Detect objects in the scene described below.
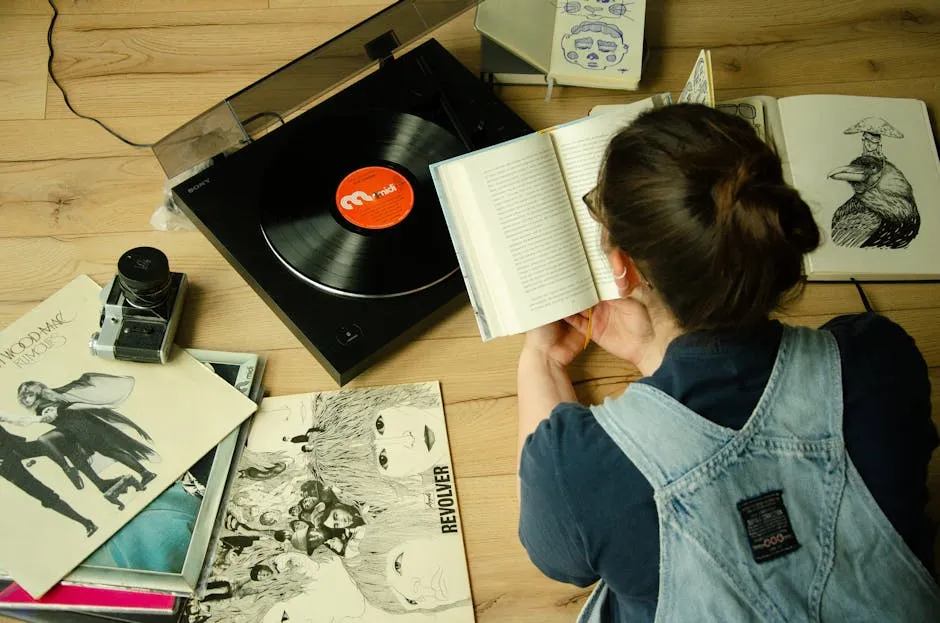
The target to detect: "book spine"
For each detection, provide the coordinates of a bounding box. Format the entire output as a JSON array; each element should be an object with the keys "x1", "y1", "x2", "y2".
[{"x1": 429, "y1": 165, "x2": 494, "y2": 341}]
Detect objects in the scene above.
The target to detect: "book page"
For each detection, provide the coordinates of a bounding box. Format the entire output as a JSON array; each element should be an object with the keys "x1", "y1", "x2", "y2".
[
  {"x1": 434, "y1": 134, "x2": 598, "y2": 338},
  {"x1": 549, "y1": 98, "x2": 658, "y2": 300},
  {"x1": 779, "y1": 95, "x2": 940, "y2": 279},
  {"x1": 547, "y1": 0, "x2": 647, "y2": 87},
  {"x1": 716, "y1": 97, "x2": 767, "y2": 142},
  {"x1": 677, "y1": 49, "x2": 715, "y2": 106},
  {"x1": 717, "y1": 96, "x2": 791, "y2": 180},
  {"x1": 475, "y1": 0, "x2": 555, "y2": 72}
]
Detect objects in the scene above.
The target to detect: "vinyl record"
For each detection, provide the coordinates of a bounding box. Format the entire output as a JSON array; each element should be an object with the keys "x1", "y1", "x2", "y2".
[{"x1": 260, "y1": 111, "x2": 465, "y2": 298}]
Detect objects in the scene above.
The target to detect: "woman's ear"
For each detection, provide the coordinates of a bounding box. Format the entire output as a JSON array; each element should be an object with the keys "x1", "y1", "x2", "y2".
[
  {"x1": 609, "y1": 249, "x2": 652, "y2": 298},
  {"x1": 607, "y1": 248, "x2": 629, "y2": 280}
]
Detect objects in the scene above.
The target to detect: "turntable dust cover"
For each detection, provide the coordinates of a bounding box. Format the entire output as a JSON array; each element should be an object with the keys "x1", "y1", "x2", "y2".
[
  {"x1": 0, "y1": 275, "x2": 258, "y2": 598},
  {"x1": 180, "y1": 381, "x2": 474, "y2": 622}
]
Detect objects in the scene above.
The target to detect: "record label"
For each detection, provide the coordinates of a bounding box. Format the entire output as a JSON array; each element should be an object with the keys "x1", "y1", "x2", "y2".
[{"x1": 335, "y1": 166, "x2": 414, "y2": 230}]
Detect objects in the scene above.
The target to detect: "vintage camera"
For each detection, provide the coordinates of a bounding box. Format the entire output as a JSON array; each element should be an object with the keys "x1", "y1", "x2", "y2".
[{"x1": 89, "y1": 247, "x2": 188, "y2": 364}]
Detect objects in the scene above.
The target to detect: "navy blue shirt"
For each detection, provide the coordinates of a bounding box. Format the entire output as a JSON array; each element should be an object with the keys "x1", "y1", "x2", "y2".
[{"x1": 518, "y1": 314, "x2": 937, "y2": 621}]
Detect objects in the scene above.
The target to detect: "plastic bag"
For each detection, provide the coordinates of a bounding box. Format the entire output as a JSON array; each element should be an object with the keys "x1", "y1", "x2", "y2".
[{"x1": 150, "y1": 160, "x2": 215, "y2": 231}]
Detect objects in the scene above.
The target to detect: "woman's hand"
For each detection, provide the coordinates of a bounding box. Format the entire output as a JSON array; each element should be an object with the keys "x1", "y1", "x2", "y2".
[
  {"x1": 522, "y1": 320, "x2": 587, "y2": 368},
  {"x1": 517, "y1": 321, "x2": 581, "y2": 467},
  {"x1": 565, "y1": 298, "x2": 658, "y2": 374}
]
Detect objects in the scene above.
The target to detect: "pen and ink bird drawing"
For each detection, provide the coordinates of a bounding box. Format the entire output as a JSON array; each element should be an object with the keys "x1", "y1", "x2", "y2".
[{"x1": 828, "y1": 117, "x2": 920, "y2": 249}]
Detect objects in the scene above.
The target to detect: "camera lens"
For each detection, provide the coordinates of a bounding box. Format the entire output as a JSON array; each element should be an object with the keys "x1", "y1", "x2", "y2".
[{"x1": 117, "y1": 247, "x2": 172, "y2": 308}]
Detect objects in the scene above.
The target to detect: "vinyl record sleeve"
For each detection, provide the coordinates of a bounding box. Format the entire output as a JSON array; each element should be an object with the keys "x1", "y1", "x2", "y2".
[
  {"x1": 0, "y1": 276, "x2": 258, "y2": 597},
  {"x1": 57, "y1": 350, "x2": 263, "y2": 596},
  {"x1": 0, "y1": 582, "x2": 176, "y2": 614},
  {"x1": 177, "y1": 381, "x2": 474, "y2": 623}
]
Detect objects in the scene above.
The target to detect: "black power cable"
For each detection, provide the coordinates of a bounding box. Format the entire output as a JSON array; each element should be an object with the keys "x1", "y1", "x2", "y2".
[
  {"x1": 46, "y1": 0, "x2": 154, "y2": 148},
  {"x1": 45, "y1": 0, "x2": 287, "y2": 149}
]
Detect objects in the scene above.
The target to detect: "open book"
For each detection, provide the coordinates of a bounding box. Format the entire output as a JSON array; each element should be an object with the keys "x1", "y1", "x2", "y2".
[
  {"x1": 474, "y1": 0, "x2": 646, "y2": 90},
  {"x1": 430, "y1": 95, "x2": 670, "y2": 340},
  {"x1": 715, "y1": 94, "x2": 940, "y2": 280}
]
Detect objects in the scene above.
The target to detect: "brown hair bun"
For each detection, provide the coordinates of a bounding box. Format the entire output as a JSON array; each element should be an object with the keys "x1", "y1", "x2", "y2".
[{"x1": 595, "y1": 104, "x2": 820, "y2": 330}]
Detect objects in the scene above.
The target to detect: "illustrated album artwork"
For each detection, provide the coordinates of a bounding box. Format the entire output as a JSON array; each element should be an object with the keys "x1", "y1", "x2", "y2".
[
  {"x1": 177, "y1": 381, "x2": 474, "y2": 623},
  {"x1": 60, "y1": 349, "x2": 265, "y2": 596},
  {"x1": 0, "y1": 276, "x2": 258, "y2": 598}
]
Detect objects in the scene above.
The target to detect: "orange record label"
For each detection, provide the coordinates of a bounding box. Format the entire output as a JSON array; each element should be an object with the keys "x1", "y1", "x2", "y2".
[{"x1": 335, "y1": 166, "x2": 414, "y2": 229}]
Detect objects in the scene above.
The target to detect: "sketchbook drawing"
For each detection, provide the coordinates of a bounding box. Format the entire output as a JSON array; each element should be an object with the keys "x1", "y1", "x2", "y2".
[
  {"x1": 0, "y1": 276, "x2": 258, "y2": 598},
  {"x1": 678, "y1": 49, "x2": 714, "y2": 106},
  {"x1": 716, "y1": 99, "x2": 766, "y2": 142},
  {"x1": 828, "y1": 117, "x2": 921, "y2": 249},
  {"x1": 561, "y1": 0, "x2": 634, "y2": 20},
  {"x1": 559, "y1": 20, "x2": 628, "y2": 70},
  {"x1": 180, "y1": 382, "x2": 473, "y2": 623}
]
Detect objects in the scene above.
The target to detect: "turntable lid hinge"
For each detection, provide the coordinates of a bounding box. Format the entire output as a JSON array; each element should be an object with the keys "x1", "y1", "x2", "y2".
[{"x1": 365, "y1": 30, "x2": 400, "y2": 68}]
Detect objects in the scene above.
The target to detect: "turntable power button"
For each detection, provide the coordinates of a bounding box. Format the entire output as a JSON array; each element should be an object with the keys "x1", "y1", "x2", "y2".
[{"x1": 336, "y1": 324, "x2": 363, "y2": 346}]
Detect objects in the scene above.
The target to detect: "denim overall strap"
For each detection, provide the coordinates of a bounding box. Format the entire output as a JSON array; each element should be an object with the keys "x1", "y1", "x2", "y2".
[{"x1": 590, "y1": 327, "x2": 839, "y2": 490}]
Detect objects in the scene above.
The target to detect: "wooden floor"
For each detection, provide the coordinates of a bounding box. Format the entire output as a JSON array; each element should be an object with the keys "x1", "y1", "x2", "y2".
[{"x1": 1, "y1": 0, "x2": 939, "y2": 620}]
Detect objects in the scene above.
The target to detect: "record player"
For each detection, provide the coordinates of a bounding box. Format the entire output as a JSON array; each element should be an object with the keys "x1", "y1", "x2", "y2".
[{"x1": 153, "y1": 1, "x2": 532, "y2": 385}]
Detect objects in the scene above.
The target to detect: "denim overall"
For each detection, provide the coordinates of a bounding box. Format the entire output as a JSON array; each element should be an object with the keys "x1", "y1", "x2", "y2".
[{"x1": 579, "y1": 326, "x2": 940, "y2": 622}]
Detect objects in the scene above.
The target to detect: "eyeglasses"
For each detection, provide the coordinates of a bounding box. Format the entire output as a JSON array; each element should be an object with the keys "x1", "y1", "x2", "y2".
[
  {"x1": 716, "y1": 102, "x2": 757, "y2": 120},
  {"x1": 582, "y1": 186, "x2": 600, "y2": 220}
]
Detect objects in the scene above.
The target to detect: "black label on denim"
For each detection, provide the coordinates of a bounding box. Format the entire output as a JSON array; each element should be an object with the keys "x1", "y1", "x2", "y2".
[{"x1": 737, "y1": 490, "x2": 800, "y2": 563}]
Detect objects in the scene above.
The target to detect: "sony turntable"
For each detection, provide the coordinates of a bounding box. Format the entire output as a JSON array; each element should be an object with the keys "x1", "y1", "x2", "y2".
[{"x1": 153, "y1": 0, "x2": 532, "y2": 385}]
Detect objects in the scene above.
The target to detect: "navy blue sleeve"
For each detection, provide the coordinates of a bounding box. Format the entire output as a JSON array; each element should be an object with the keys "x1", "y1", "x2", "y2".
[
  {"x1": 519, "y1": 403, "x2": 600, "y2": 588},
  {"x1": 823, "y1": 312, "x2": 938, "y2": 571},
  {"x1": 519, "y1": 402, "x2": 663, "y2": 602}
]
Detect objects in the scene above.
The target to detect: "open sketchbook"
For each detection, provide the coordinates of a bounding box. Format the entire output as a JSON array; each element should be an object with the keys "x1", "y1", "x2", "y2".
[
  {"x1": 597, "y1": 50, "x2": 940, "y2": 281},
  {"x1": 430, "y1": 94, "x2": 670, "y2": 340},
  {"x1": 475, "y1": 0, "x2": 646, "y2": 90},
  {"x1": 176, "y1": 381, "x2": 473, "y2": 623},
  {"x1": 0, "y1": 276, "x2": 258, "y2": 598},
  {"x1": 718, "y1": 94, "x2": 940, "y2": 280}
]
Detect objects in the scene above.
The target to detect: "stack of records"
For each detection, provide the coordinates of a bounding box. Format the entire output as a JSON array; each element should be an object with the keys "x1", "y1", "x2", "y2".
[{"x1": 0, "y1": 348, "x2": 268, "y2": 623}]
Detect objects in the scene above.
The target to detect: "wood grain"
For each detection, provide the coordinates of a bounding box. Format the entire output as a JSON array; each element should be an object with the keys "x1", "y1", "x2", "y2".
[
  {"x1": 0, "y1": 16, "x2": 50, "y2": 120},
  {"x1": 0, "y1": 1, "x2": 939, "y2": 621}
]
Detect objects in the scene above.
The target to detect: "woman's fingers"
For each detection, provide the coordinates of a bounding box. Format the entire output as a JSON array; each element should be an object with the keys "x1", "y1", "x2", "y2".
[{"x1": 563, "y1": 313, "x2": 588, "y2": 334}]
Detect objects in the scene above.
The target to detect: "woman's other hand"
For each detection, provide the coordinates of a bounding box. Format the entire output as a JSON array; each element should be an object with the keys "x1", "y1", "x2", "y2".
[
  {"x1": 566, "y1": 298, "x2": 660, "y2": 375},
  {"x1": 522, "y1": 321, "x2": 586, "y2": 368}
]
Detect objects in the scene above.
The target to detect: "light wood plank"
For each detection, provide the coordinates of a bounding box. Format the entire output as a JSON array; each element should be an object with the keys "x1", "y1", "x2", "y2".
[
  {"x1": 269, "y1": 0, "x2": 394, "y2": 10},
  {"x1": 0, "y1": 16, "x2": 50, "y2": 120},
  {"x1": 0, "y1": 156, "x2": 165, "y2": 237},
  {"x1": 0, "y1": 118, "x2": 180, "y2": 162},
  {"x1": 457, "y1": 474, "x2": 593, "y2": 622},
  {"x1": 647, "y1": 0, "x2": 940, "y2": 47},
  {"x1": 34, "y1": 4, "x2": 940, "y2": 120},
  {"x1": 11, "y1": 0, "x2": 270, "y2": 13},
  {"x1": 42, "y1": 5, "x2": 447, "y2": 121},
  {"x1": 0, "y1": 0, "x2": 48, "y2": 16}
]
